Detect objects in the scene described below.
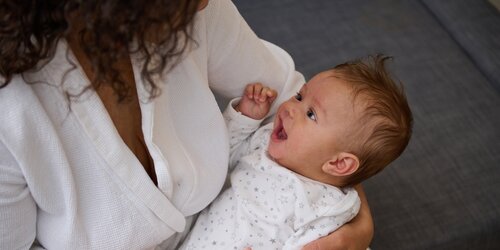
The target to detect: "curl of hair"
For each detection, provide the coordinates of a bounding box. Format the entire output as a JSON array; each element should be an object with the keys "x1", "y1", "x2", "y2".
[
  {"x1": 0, "y1": 0, "x2": 202, "y2": 101},
  {"x1": 333, "y1": 54, "x2": 413, "y2": 187}
]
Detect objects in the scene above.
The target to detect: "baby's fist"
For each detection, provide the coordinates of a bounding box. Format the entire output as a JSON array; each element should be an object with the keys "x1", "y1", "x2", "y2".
[{"x1": 236, "y1": 83, "x2": 277, "y2": 120}]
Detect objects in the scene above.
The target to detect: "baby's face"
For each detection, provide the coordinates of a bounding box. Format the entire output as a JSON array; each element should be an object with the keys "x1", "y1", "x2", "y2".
[{"x1": 268, "y1": 71, "x2": 360, "y2": 179}]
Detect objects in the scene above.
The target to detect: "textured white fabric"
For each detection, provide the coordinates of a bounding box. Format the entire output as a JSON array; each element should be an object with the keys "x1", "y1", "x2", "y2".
[
  {"x1": 0, "y1": 0, "x2": 304, "y2": 249},
  {"x1": 179, "y1": 102, "x2": 360, "y2": 250}
]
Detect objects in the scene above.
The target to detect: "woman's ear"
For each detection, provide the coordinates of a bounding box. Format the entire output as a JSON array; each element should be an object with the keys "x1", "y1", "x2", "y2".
[{"x1": 322, "y1": 152, "x2": 360, "y2": 177}]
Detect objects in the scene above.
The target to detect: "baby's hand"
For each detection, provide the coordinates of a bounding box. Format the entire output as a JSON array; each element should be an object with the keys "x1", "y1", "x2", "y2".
[{"x1": 236, "y1": 83, "x2": 277, "y2": 120}]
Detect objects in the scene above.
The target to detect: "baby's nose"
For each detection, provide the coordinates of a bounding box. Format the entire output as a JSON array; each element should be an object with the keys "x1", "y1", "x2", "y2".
[{"x1": 283, "y1": 104, "x2": 297, "y2": 118}]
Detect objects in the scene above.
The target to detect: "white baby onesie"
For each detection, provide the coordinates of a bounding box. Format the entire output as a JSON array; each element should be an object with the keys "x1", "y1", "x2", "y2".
[{"x1": 179, "y1": 100, "x2": 360, "y2": 250}]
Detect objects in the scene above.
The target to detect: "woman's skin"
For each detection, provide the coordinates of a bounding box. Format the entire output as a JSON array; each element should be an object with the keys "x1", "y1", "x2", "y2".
[
  {"x1": 67, "y1": 0, "x2": 373, "y2": 248},
  {"x1": 65, "y1": 11, "x2": 158, "y2": 185},
  {"x1": 66, "y1": 0, "x2": 211, "y2": 187}
]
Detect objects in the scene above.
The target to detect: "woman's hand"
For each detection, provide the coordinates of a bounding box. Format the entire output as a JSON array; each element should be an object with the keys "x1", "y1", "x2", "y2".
[{"x1": 302, "y1": 184, "x2": 374, "y2": 250}]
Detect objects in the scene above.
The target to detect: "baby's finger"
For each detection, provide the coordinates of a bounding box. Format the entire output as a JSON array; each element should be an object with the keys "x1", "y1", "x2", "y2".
[
  {"x1": 266, "y1": 88, "x2": 277, "y2": 98},
  {"x1": 244, "y1": 84, "x2": 256, "y2": 99},
  {"x1": 258, "y1": 87, "x2": 276, "y2": 102},
  {"x1": 257, "y1": 87, "x2": 270, "y2": 102},
  {"x1": 266, "y1": 89, "x2": 278, "y2": 103},
  {"x1": 252, "y1": 83, "x2": 264, "y2": 100}
]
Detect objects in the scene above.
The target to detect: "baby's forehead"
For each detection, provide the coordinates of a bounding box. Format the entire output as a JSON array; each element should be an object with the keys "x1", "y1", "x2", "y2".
[
  {"x1": 306, "y1": 73, "x2": 355, "y2": 98},
  {"x1": 321, "y1": 73, "x2": 373, "y2": 102},
  {"x1": 306, "y1": 79, "x2": 361, "y2": 117},
  {"x1": 309, "y1": 70, "x2": 341, "y2": 85}
]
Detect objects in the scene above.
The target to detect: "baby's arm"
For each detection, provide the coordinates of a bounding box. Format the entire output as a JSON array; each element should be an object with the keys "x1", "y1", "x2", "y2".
[
  {"x1": 235, "y1": 83, "x2": 277, "y2": 120},
  {"x1": 223, "y1": 83, "x2": 277, "y2": 170}
]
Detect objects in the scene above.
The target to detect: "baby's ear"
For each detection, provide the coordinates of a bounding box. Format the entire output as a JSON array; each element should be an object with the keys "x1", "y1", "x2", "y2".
[{"x1": 322, "y1": 152, "x2": 359, "y2": 177}]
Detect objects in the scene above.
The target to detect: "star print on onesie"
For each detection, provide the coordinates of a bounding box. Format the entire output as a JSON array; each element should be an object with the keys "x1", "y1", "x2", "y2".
[{"x1": 179, "y1": 99, "x2": 360, "y2": 250}]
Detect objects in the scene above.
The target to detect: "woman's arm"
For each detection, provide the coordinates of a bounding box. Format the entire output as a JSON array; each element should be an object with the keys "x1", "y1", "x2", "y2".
[
  {"x1": 302, "y1": 184, "x2": 374, "y2": 250},
  {"x1": 204, "y1": 0, "x2": 304, "y2": 115},
  {"x1": 0, "y1": 139, "x2": 37, "y2": 249}
]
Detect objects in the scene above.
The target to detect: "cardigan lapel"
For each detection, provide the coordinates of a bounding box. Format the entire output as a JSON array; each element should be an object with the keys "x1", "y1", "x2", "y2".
[{"x1": 43, "y1": 40, "x2": 186, "y2": 232}]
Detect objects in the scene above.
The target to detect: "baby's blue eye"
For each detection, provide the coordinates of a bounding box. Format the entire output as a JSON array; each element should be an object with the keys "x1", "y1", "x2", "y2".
[
  {"x1": 307, "y1": 109, "x2": 316, "y2": 121},
  {"x1": 295, "y1": 92, "x2": 302, "y2": 101}
]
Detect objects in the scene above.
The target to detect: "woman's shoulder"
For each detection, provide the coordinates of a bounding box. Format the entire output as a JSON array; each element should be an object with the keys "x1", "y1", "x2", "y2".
[
  {"x1": 0, "y1": 42, "x2": 69, "y2": 117},
  {"x1": 0, "y1": 76, "x2": 47, "y2": 134},
  {"x1": 1, "y1": 74, "x2": 40, "y2": 104},
  {"x1": 0, "y1": 75, "x2": 37, "y2": 108}
]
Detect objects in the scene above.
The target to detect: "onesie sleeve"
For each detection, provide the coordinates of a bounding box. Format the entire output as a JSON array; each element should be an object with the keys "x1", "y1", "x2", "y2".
[
  {"x1": 0, "y1": 139, "x2": 37, "y2": 249},
  {"x1": 283, "y1": 187, "x2": 361, "y2": 250},
  {"x1": 204, "y1": 0, "x2": 304, "y2": 117},
  {"x1": 222, "y1": 98, "x2": 263, "y2": 171}
]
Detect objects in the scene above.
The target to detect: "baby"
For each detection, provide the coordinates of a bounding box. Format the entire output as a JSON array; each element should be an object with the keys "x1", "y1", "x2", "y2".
[{"x1": 180, "y1": 55, "x2": 413, "y2": 250}]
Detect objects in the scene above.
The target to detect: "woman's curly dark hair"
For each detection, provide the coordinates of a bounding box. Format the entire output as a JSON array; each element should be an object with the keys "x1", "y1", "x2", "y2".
[{"x1": 0, "y1": 0, "x2": 202, "y2": 101}]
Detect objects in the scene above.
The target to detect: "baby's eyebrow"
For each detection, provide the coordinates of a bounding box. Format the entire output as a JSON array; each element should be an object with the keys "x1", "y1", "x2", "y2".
[
  {"x1": 301, "y1": 84, "x2": 308, "y2": 92},
  {"x1": 312, "y1": 96, "x2": 327, "y2": 120}
]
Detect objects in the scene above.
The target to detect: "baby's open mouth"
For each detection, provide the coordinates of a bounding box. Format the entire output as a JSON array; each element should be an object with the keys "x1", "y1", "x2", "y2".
[{"x1": 272, "y1": 116, "x2": 288, "y2": 140}]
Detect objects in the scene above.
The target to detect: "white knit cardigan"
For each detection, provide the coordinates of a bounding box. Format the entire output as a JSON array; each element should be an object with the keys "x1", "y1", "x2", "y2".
[{"x1": 0, "y1": 0, "x2": 304, "y2": 249}]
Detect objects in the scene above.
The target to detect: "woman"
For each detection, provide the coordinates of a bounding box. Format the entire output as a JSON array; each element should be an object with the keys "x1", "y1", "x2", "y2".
[{"x1": 0, "y1": 0, "x2": 373, "y2": 249}]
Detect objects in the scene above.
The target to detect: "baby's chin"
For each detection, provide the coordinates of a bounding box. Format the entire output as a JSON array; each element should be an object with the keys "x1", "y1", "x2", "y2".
[
  {"x1": 266, "y1": 146, "x2": 296, "y2": 174},
  {"x1": 267, "y1": 141, "x2": 276, "y2": 158},
  {"x1": 267, "y1": 141, "x2": 282, "y2": 162}
]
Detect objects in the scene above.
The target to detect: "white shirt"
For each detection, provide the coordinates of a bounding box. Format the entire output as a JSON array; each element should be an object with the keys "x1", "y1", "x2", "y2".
[
  {"x1": 0, "y1": 0, "x2": 304, "y2": 249},
  {"x1": 179, "y1": 101, "x2": 360, "y2": 250}
]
